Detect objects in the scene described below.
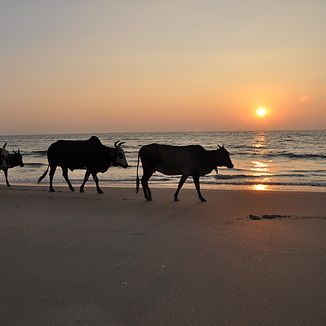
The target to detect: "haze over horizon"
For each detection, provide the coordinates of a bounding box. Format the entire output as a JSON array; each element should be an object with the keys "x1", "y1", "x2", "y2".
[{"x1": 1, "y1": 0, "x2": 325, "y2": 136}]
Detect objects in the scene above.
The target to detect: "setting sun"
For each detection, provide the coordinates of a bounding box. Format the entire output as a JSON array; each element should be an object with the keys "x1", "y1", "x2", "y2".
[{"x1": 256, "y1": 107, "x2": 267, "y2": 117}]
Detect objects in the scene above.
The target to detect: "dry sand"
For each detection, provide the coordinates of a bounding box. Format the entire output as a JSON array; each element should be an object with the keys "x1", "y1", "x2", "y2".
[{"x1": 1, "y1": 185, "x2": 325, "y2": 326}]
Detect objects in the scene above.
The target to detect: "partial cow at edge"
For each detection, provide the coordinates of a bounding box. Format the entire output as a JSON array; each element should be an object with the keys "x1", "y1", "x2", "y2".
[
  {"x1": 0, "y1": 143, "x2": 10, "y2": 169},
  {"x1": 136, "y1": 143, "x2": 234, "y2": 202},
  {"x1": 38, "y1": 136, "x2": 128, "y2": 194},
  {"x1": 1, "y1": 143, "x2": 24, "y2": 186}
]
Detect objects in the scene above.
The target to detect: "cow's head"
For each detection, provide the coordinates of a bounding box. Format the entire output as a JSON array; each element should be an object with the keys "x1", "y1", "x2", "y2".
[
  {"x1": 216, "y1": 145, "x2": 234, "y2": 169},
  {"x1": 13, "y1": 149, "x2": 24, "y2": 167},
  {"x1": 0, "y1": 143, "x2": 10, "y2": 168},
  {"x1": 114, "y1": 141, "x2": 128, "y2": 168}
]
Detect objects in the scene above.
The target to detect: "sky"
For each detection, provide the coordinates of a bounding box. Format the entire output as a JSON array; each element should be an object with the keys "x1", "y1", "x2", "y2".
[{"x1": 1, "y1": 0, "x2": 325, "y2": 135}]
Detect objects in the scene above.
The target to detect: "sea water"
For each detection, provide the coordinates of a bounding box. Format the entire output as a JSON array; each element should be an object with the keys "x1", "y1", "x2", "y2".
[{"x1": 1, "y1": 130, "x2": 325, "y2": 192}]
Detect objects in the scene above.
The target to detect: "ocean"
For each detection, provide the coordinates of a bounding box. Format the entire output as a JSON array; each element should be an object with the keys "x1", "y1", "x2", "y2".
[{"x1": 1, "y1": 130, "x2": 325, "y2": 192}]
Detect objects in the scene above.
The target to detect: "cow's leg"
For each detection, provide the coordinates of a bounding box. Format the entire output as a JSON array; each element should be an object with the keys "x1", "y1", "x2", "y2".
[
  {"x1": 62, "y1": 167, "x2": 75, "y2": 192},
  {"x1": 141, "y1": 171, "x2": 153, "y2": 201},
  {"x1": 91, "y1": 172, "x2": 103, "y2": 194},
  {"x1": 192, "y1": 175, "x2": 206, "y2": 202},
  {"x1": 80, "y1": 170, "x2": 90, "y2": 193},
  {"x1": 174, "y1": 175, "x2": 188, "y2": 201},
  {"x1": 4, "y1": 168, "x2": 10, "y2": 187},
  {"x1": 49, "y1": 165, "x2": 57, "y2": 192}
]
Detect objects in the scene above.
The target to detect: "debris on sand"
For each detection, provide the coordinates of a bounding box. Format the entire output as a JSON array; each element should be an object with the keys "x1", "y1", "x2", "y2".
[{"x1": 248, "y1": 214, "x2": 292, "y2": 220}]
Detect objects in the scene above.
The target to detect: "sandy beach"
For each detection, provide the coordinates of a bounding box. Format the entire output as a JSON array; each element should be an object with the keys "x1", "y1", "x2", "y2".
[{"x1": 1, "y1": 185, "x2": 325, "y2": 326}]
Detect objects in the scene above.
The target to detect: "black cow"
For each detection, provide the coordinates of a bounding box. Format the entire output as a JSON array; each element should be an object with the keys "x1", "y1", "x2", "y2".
[
  {"x1": 38, "y1": 136, "x2": 128, "y2": 193},
  {"x1": 0, "y1": 143, "x2": 9, "y2": 169},
  {"x1": 1, "y1": 147, "x2": 24, "y2": 186},
  {"x1": 136, "y1": 143, "x2": 234, "y2": 202}
]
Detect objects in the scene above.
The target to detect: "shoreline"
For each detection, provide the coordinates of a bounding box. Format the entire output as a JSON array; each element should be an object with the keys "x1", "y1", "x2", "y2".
[
  {"x1": 1, "y1": 185, "x2": 326, "y2": 325},
  {"x1": 2, "y1": 181, "x2": 326, "y2": 193}
]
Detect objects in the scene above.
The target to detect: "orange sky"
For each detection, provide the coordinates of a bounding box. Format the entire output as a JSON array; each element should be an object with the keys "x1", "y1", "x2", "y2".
[{"x1": 1, "y1": 1, "x2": 325, "y2": 135}]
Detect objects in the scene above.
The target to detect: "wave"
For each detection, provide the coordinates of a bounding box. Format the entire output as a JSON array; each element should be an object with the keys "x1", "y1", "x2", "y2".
[
  {"x1": 280, "y1": 153, "x2": 326, "y2": 160},
  {"x1": 234, "y1": 151, "x2": 326, "y2": 160},
  {"x1": 214, "y1": 173, "x2": 306, "y2": 180},
  {"x1": 24, "y1": 163, "x2": 47, "y2": 167},
  {"x1": 24, "y1": 150, "x2": 48, "y2": 157},
  {"x1": 215, "y1": 174, "x2": 253, "y2": 180},
  {"x1": 200, "y1": 179, "x2": 326, "y2": 187}
]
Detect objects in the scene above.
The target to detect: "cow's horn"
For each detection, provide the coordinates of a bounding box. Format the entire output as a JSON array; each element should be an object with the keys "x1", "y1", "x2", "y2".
[
  {"x1": 3, "y1": 143, "x2": 7, "y2": 149},
  {"x1": 115, "y1": 141, "x2": 125, "y2": 147}
]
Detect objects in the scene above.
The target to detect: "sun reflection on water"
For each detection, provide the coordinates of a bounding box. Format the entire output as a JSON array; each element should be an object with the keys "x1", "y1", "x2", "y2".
[
  {"x1": 252, "y1": 184, "x2": 269, "y2": 191},
  {"x1": 251, "y1": 132, "x2": 273, "y2": 190},
  {"x1": 251, "y1": 161, "x2": 270, "y2": 176},
  {"x1": 253, "y1": 132, "x2": 267, "y2": 148}
]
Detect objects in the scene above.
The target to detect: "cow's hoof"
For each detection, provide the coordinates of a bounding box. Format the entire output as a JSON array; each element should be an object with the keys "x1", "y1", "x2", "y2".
[
  {"x1": 200, "y1": 197, "x2": 207, "y2": 202},
  {"x1": 50, "y1": 189, "x2": 55, "y2": 192},
  {"x1": 98, "y1": 190, "x2": 104, "y2": 194},
  {"x1": 174, "y1": 197, "x2": 179, "y2": 201},
  {"x1": 80, "y1": 189, "x2": 84, "y2": 193},
  {"x1": 70, "y1": 188, "x2": 75, "y2": 192},
  {"x1": 146, "y1": 197, "x2": 152, "y2": 201}
]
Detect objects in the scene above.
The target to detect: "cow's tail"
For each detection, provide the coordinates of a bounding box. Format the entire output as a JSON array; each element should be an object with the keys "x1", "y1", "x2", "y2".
[
  {"x1": 135, "y1": 151, "x2": 141, "y2": 193},
  {"x1": 38, "y1": 166, "x2": 49, "y2": 184}
]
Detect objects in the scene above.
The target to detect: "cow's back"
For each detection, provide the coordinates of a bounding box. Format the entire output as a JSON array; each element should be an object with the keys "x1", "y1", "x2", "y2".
[
  {"x1": 140, "y1": 143, "x2": 209, "y2": 175},
  {"x1": 47, "y1": 137, "x2": 103, "y2": 169}
]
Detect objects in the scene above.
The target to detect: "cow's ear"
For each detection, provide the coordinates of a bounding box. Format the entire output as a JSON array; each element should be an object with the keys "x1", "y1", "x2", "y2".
[{"x1": 218, "y1": 145, "x2": 222, "y2": 149}]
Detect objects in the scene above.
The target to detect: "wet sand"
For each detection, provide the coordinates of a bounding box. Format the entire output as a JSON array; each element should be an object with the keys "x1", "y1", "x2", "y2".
[{"x1": 1, "y1": 185, "x2": 326, "y2": 325}]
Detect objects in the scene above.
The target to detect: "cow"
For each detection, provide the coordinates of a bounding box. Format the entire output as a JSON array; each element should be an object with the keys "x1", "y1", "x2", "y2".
[
  {"x1": 38, "y1": 136, "x2": 128, "y2": 193},
  {"x1": 0, "y1": 143, "x2": 10, "y2": 169},
  {"x1": 136, "y1": 143, "x2": 234, "y2": 202},
  {"x1": 1, "y1": 148, "x2": 24, "y2": 186}
]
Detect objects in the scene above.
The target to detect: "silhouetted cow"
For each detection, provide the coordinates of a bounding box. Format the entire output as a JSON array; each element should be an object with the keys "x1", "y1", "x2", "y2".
[
  {"x1": 1, "y1": 148, "x2": 24, "y2": 186},
  {"x1": 0, "y1": 143, "x2": 9, "y2": 169},
  {"x1": 38, "y1": 136, "x2": 128, "y2": 193},
  {"x1": 136, "y1": 144, "x2": 234, "y2": 202}
]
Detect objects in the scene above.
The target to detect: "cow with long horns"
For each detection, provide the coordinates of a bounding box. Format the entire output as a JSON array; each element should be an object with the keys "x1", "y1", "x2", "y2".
[{"x1": 38, "y1": 136, "x2": 128, "y2": 193}]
